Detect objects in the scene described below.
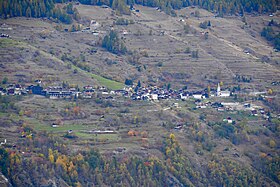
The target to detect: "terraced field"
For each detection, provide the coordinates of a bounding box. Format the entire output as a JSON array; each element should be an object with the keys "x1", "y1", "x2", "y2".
[{"x1": 1, "y1": 5, "x2": 279, "y2": 92}]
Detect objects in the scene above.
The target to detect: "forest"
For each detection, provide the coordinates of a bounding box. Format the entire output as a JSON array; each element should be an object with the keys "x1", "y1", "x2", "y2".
[
  {"x1": 0, "y1": 0, "x2": 278, "y2": 22},
  {"x1": 0, "y1": 0, "x2": 79, "y2": 24},
  {"x1": 78, "y1": 0, "x2": 278, "y2": 16},
  {"x1": 261, "y1": 21, "x2": 280, "y2": 50},
  {"x1": 1, "y1": 130, "x2": 273, "y2": 187}
]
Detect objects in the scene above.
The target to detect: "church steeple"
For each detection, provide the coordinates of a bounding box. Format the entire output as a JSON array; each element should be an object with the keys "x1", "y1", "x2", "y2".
[{"x1": 217, "y1": 83, "x2": 221, "y2": 96}]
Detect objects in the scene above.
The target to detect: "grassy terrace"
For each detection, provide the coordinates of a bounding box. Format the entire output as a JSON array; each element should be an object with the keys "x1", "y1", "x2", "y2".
[
  {"x1": 70, "y1": 65, "x2": 124, "y2": 90},
  {"x1": 89, "y1": 72, "x2": 124, "y2": 90},
  {"x1": 34, "y1": 123, "x2": 90, "y2": 132},
  {"x1": 25, "y1": 117, "x2": 120, "y2": 140},
  {"x1": 0, "y1": 38, "x2": 25, "y2": 47}
]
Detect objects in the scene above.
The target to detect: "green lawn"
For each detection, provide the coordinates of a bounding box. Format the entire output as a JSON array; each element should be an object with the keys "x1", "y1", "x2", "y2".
[
  {"x1": 36, "y1": 124, "x2": 90, "y2": 132},
  {"x1": 26, "y1": 118, "x2": 90, "y2": 133},
  {"x1": 0, "y1": 38, "x2": 30, "y2": 48},
  {"x1": 71, "y1": 66, "x2": 124, "y2": 90},
  {"x1": 75, "y1": 132, "x2": 119, "y2": 141},
  {"x1": 0, "y1": 38, "x2": 17, "y2": 47},
  {"x1": 90, "y1": 73, "x2": 124, "y2": 90}
]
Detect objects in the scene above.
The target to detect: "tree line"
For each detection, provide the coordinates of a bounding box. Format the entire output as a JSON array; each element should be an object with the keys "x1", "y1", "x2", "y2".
[
  {"x1": 77, "y1": 0, "x2": 278, "y2": 16},
  {"x1": 0, "y1": 0, "x2": 79, "y2": 24},
  {"x1": 0, "y1": 0, "x2": 278, "y2": 23},
  {"x1": 261, "y1": 20, "x2": 280, "y2": 50}
]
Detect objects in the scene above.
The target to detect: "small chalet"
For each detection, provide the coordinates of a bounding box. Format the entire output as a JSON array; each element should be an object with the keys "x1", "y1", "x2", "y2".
[
  {"x1": 223, "y1": 117, "x2": 234, "y2": 124},
  {"x1": 150, "y1": 94, "x2": 158, "y2": 100},
  {"x1": 0, "y1": 33, "x2": 9, "y2": 38},
  {"x1": 35, "y1": 80, "x2": 42, "y2": 84},
  {"x1": 193, "y1": 92, "x2": 204, "y2": 99}
]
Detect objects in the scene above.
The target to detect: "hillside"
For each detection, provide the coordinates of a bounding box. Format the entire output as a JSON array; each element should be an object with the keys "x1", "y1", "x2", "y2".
[
  {"x1": 1, "y1": 5, "x2": 280, "y2": 89},
  {"x1": 0, "y1": 3, "x2": 279, "y2": 187}
]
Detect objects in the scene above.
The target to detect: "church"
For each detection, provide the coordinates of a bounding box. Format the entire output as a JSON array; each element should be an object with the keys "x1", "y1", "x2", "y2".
[{"x1": 217, "y1": 83, "x2": 231, "y2": 97}]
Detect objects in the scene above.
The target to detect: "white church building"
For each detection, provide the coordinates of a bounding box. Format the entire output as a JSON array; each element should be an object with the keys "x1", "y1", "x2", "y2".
[{"x1": 217, "y1": 83, "x2": 231, "y2": 97}]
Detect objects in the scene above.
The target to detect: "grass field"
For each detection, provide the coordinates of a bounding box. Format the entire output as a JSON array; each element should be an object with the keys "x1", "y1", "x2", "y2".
[
  {"x1": 34, "y1": 123, "x2": 90, "y2": 132},
  {"x1": 75, "y1": 132, "x2": 119, "y2": 141},
  {"x1": 89, "y1": 71, "x2": 124, "y2": 90}
]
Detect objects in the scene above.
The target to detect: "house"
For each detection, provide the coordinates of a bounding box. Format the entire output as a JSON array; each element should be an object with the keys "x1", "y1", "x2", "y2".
[
  {"x1": 141, "y1": 93, "x2": 150, "y2": 100},
  {"x1": 92, "y1": 130, "x2": 116, "y2": 134},
  {"x1": 84, "y1": 85, "x2": 93, "y2": 90},
  {"x1": 0, "y1": 87, "x2": 6, "y2": 95},
  {"x1": 122, "y1": 30, "x2": 128, "y2": 35},
  {"x1": 174, "y1": 125, "x2": 183, "y2": 130},
  {"x1": 7, "y1": 88, "x2": 15, "y2": 95},
  {"x1": 251, "y1": 110, "x2": 258, "y2": 116},
  {"x1": 52, "y1": 124, "x2": 58, "y2": 128},
  {"x1": 217, "y1": 107, "x2": 225, "y2": 111},
  {"x1": 48, "y1": 91, "x2": 72, "y2": 99},
  {"x1": 223, "y1": 117, "x2": 233, "y2": 124},
  {"x1": 82, "y1": 85, "x2": 94, "y2": 98},
  {"x1": 30, "y1": 85, "x2": 44, "y2": 95},
  {"x1": 172, "y1": 103, "x2": 179, "y2": 108},
  {"x1": 244, "y1": 103, "x2": 251, "y2": 108},
  {"x1": 193, "y1": 93, "x2": 203, "y2": 99},
  {"x1": 92, "y1": 31, "x2": 99, "y2": 36},
  {"x1": 249, "y1": 91, "x2": 266, "y2": 96},
  {"x1": 102, "y1": 91, "x2": 109, "y2": 95},
  {"x1": 180, "y1": 93, "x2": 188, "y2": 100},
  {"x1": 82, "y1": 90, "x2": 94, "y2": 98},
  {"x1": 14, "y1": 84, "x2": 22, "y2": 95},
  {"x1": 0, "y1": 33, "x2": 9, "y2": 38},
  {"x1": 213, "y1": 102, "x2": 223, "y2": 109},
  {"x1": 35, "y1": 80, "x2": 42, "y2": 84},
  {"x1": 98, "y1": 86, "x2": 107, "y2": 91},
  {"x1": 150, "y1": 94, "x2": 158, "y2": 100},
  {"x1": 196, "y1": 104, "x2": 207, "y2": 109},
  {"x1": 0, "y1": 139, "x2": 6, "y2": 146},
  {"x1": 130, "y1": 5, "x2": 135, "y2": 11},
  {"x1": 90, "y1": 20, "x2": 100, "y2": 31},
  {"x1": 220, "y1": 91, "x2": 231, "y2": 97}
]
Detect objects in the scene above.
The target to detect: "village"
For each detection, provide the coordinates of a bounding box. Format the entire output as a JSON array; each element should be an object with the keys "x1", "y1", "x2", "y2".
[{"x1": 0, "y1": 79, "x2": 276, "y2": 124}]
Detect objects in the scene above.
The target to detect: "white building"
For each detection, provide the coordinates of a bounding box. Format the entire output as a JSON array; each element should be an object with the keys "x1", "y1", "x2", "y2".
[
  {"x1": 150, "y1": 94, "x2": 158, "y2": 100},
  {"x1": 193, "y1": 94, "x2": 203, "y2": 99},
  {"x1": 217, "y1": 83, "x2": 230, "y2": 97},
  {"x1": 220, "y1": 91, "x2": 231, "y2": 97},
  {"x1": 90, "y1": 20, "x2": 100, "y2": 31},
  {"x1": 217, "y1": 83, "x2": 221, "y2": 96}
]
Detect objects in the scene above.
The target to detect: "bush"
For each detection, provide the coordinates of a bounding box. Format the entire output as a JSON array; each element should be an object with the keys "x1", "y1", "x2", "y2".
[
  {"x1": 199, "y1": 21, "x2": 208, "y2": 29},
  {"x1": 125, "y1": 79, "x2": 133, "y2": 85},
  {"x1": 191, "y1": 50, "x2": 198, "y2": 58}
]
